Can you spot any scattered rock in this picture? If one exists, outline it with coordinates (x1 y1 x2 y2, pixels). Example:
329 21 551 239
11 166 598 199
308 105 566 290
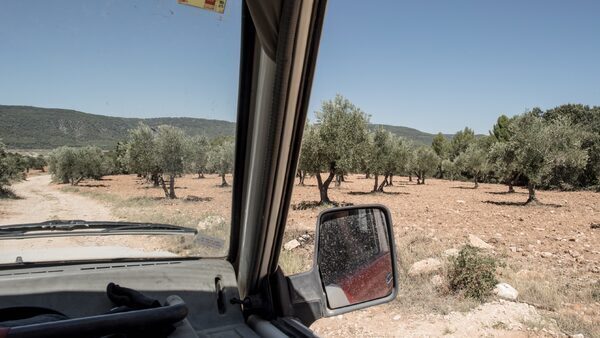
408 258 442 277
493 283 519 301
468 234 494 250
568 250 580 258
430 274 444 287
570 334 584 338
443 248 459 257
284 239 301 251
393 315 401 321
591 223 600 229
540 252 553 258
197 215 225 230
509 246 518 253
456 200 466 204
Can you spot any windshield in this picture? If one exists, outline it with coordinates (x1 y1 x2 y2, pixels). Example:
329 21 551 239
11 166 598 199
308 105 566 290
0 1 241 263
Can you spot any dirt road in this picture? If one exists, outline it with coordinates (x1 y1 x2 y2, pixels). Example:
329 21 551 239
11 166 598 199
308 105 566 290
0 175 116 225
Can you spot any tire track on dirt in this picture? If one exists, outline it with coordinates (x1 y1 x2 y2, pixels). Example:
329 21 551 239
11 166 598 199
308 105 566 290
0 175 116 225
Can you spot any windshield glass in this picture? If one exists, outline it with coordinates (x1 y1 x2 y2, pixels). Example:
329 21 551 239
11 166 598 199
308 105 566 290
0 0 240 263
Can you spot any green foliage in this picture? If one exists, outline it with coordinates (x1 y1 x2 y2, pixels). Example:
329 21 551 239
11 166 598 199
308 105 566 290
450 127 475 160
505 112 587 202
0 141 25 192
410 146 439 184
366 129 410 191
154 125 189 198
447 246 498 301
491 115 512 142
48 146 107 185
208 138 234 187
432 132 451 159
541 104 600 188
315 95 370 174
454 142 489 187
155 125 188 177
108 142 129 175
188 135 210 178
299 95 370 203
126 123 159 178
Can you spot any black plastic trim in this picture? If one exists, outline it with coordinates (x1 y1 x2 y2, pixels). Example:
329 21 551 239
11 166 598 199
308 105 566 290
228 1 256 267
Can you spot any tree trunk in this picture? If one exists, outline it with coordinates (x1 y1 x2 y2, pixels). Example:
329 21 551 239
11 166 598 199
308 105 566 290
197 172 205 179
365 172 370 179
508 173 518 193
335 174 342 187
72 176 83 186
409 174 413 182
474 176 479 189
388 174 394 186
221 173 229 187
508 181 515 193
526 183 538 204
152 173 160 187
316 170 335 204
377 176 387 192
159 176 169 198
373 174 379 192
168 175 176 199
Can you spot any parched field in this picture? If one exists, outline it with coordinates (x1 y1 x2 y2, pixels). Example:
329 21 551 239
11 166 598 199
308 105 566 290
2 172 599 337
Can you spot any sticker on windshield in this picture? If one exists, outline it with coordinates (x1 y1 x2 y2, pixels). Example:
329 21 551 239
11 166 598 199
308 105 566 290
178 0 226 14
194 234 225 250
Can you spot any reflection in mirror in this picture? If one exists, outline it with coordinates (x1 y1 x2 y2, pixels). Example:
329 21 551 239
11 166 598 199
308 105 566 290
318 207 393 309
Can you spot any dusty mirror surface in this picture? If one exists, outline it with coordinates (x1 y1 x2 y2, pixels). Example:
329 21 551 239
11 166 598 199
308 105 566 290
317 207 394 309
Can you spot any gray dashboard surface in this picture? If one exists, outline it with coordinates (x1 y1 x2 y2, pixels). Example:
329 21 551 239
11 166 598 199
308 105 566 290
0 259 259 337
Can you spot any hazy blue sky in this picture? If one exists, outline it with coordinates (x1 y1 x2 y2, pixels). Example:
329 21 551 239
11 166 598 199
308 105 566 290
1 1 599 134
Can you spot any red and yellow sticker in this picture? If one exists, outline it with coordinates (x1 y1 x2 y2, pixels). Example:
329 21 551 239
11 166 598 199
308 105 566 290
177 0 226 14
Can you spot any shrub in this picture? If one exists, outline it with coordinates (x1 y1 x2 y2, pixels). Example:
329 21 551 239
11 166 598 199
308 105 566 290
0 141 24 193
447 245 498 301
48 146 107 185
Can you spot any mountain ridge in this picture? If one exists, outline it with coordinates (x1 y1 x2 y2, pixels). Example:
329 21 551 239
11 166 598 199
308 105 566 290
0 105 451 149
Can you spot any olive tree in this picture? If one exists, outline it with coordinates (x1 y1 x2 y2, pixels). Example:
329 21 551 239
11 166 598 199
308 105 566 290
48 146 106 185
0 141 23 194
188 135 210 179
411 146 439 185
154 125 189 199
208 138 234 187
367 130 409 192
454 142 489 188
450 127 475 160
367 129 392 192
126 123 161 185
507 112 587 204
298 95 370 204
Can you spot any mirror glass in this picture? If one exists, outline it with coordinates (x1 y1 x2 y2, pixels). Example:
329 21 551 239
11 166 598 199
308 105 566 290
318 207 394 309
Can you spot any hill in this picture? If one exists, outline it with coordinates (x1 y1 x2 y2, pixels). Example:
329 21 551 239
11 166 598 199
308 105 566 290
370 124 452 145
0 105 449 149
0 105 236 149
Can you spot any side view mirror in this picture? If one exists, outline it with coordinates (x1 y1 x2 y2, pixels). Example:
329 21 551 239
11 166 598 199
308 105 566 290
284 204 398 325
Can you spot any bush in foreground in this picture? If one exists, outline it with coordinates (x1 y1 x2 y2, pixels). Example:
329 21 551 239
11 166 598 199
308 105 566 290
447 245 498 301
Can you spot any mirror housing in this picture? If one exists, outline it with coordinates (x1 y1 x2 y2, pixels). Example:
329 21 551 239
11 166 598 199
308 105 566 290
284 204 398 326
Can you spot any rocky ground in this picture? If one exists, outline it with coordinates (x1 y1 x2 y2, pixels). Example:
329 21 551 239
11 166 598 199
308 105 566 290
3 172 598 337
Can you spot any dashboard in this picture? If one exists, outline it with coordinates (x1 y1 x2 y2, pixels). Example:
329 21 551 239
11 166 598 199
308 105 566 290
0 259 261 337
